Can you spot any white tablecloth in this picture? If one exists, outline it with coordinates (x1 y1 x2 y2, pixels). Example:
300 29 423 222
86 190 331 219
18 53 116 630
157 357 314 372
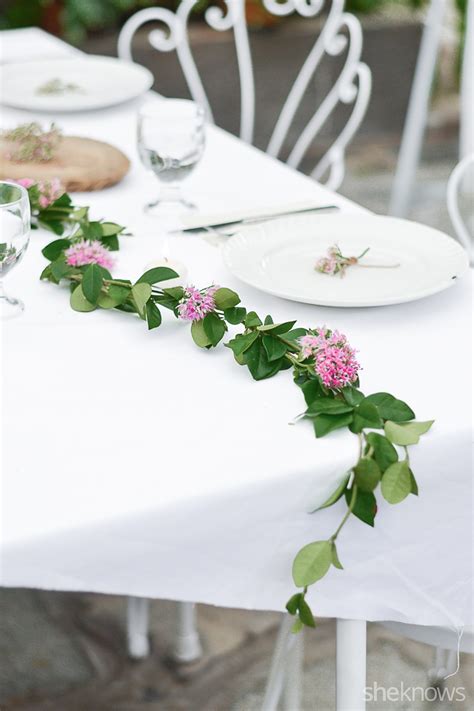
1 30 472 629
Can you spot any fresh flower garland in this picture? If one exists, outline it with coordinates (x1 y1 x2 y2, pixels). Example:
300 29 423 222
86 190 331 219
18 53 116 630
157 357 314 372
31 182 433 631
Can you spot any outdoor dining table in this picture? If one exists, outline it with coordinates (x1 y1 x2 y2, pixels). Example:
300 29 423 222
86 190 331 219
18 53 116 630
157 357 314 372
1 28 472 710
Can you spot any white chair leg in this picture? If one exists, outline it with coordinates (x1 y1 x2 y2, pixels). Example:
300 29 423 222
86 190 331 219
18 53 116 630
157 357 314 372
389 0 447 217
172 601 203 663
262 614 295 711
336 619 367 711
126 596 150 659
283 626 304 711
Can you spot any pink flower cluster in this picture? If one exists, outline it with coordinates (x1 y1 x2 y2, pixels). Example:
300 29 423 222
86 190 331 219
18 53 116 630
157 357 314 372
177 285 218 321
65 240 115 270
13 177 64 209
298 327 360 390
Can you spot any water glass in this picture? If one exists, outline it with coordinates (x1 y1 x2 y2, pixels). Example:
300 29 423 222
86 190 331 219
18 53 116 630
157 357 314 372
137 99 206 214
0 181 30 319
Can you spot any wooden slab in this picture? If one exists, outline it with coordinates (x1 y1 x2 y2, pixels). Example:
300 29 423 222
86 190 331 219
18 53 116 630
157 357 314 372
0 135 130 191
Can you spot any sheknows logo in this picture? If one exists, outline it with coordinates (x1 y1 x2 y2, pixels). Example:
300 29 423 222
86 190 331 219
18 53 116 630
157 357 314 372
364 682 466 703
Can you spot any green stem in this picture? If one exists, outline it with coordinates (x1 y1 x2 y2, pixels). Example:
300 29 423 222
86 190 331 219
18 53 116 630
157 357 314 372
331 483 358 542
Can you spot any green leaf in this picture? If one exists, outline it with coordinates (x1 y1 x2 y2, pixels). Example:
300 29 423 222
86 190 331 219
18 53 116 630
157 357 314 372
223 306 246 324
284 328 307 341
41 239 71 261
365 392 415 422
345 487 377 527
108 285 130 304
146 300 162 330
298 598 316 628
292 540 332 587
351 399 383 432
137 267 179 285
98 221 125 236
300 378 324 406
384 420 434 446
285 593 301 615
100 234 120 251
313 412 353 438
244 311 262 328
163 286 184 300
97 292 122 309
131 282 152 318
213 287 240 310
50 257 73 281
306 398 353 416
310 475 350 512
366 432 398 471
262 334 288 362
191 320 212 348
226 331 259 357
409 469 419 496
354 457 381 492
381 460 412 504
257 320 296 335
203 312 226 346
342 386 365 407
291 619 304 634
82 263 103 304
70 284 96 313
331 542 343 569
244 338 284 381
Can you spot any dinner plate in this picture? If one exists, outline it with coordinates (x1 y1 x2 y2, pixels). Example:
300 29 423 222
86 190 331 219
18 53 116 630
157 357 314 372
222 214 469 307
0 56 154 112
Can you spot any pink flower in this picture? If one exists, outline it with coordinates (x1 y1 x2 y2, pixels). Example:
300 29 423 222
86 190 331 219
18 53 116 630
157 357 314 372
315 256 337 275
14 177 35 189
298 327 360 390
36 178 63 208
65 240 115 269
177 285 218 321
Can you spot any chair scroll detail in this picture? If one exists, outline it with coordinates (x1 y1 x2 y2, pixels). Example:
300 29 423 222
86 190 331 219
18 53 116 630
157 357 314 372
118 0 371 190
447 153 474 265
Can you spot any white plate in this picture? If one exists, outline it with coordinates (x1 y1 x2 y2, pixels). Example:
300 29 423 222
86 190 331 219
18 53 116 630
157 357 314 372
222 214 469 307
0 56 154 112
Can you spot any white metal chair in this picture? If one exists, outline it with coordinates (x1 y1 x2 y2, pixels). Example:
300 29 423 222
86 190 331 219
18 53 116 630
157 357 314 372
447 152 474 264
390 0 474 217
119 0 372 661
118 0 372 191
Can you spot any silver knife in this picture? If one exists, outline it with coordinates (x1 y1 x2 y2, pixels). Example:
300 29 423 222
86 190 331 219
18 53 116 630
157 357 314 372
173 204 339 233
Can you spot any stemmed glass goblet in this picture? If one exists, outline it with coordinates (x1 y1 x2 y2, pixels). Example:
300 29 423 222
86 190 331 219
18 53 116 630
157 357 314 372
0 181 31 319
137 98 206 215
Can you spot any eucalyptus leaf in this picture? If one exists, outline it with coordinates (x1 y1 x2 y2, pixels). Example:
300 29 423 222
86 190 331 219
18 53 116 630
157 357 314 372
342 386 365 407
306 398 353 416
41 239 71 261
97 292 122 309
244 311 262 328
409 469 419 496
291 619 304 634
226 331 259 357
262 334 288 362
285 593 301 615
381 460 411 504
258 320 296 335
345 487 377 527
108 285 130 304
292 540 332 587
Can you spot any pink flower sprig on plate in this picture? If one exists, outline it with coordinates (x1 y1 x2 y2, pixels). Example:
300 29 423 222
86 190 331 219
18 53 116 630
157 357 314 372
177 285 219 321
2 122 61 162
315 244 370 278
298 327 360 390
65 240 115 270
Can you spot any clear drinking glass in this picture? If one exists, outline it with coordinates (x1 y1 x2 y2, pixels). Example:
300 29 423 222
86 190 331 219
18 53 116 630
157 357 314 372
0 181 31 319
137 99 206 214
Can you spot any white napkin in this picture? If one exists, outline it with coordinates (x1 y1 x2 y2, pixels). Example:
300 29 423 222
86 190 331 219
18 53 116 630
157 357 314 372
179 199 336 231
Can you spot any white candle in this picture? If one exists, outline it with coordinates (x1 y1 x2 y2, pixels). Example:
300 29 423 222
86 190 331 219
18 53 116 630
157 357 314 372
144 258 189 288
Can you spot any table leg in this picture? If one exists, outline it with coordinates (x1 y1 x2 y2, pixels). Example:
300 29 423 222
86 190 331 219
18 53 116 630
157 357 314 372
283 626 304 711
336 619 367 711
126 596 150 659
172 601 203 663
262 614 294 711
